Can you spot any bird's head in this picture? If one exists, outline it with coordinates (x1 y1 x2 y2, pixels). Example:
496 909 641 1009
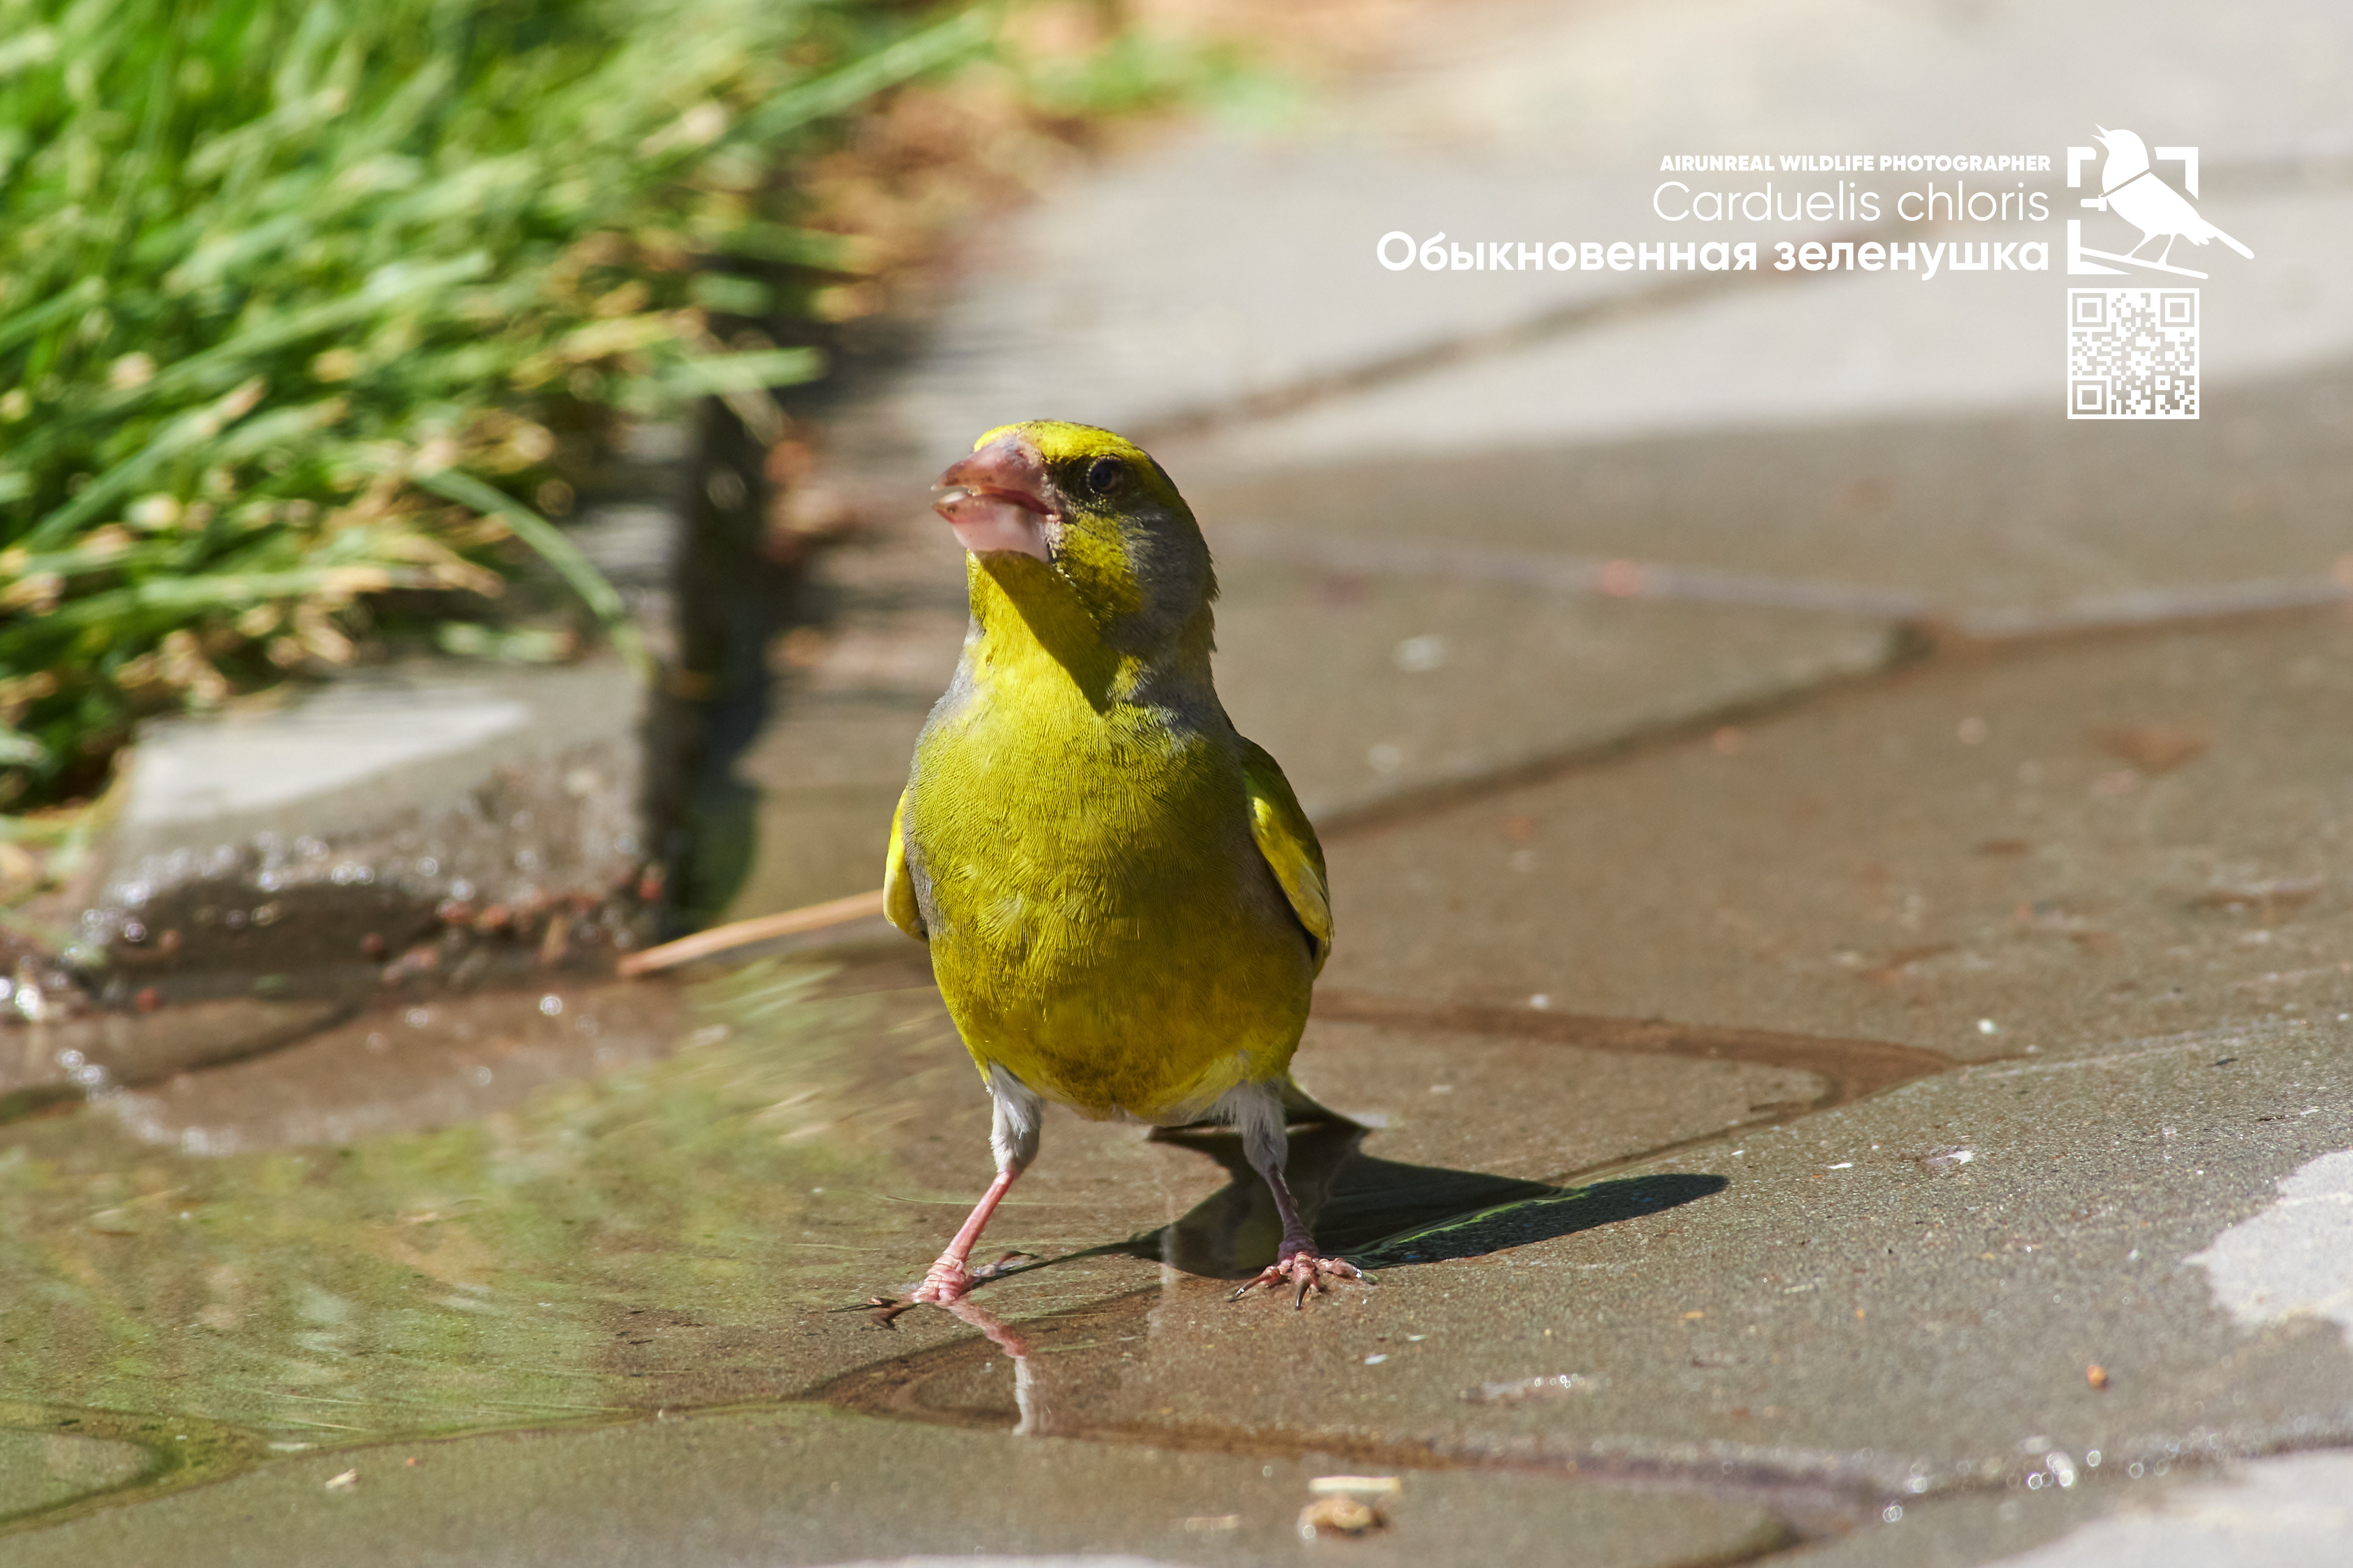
933 420 1214 658
2094 127 2150 181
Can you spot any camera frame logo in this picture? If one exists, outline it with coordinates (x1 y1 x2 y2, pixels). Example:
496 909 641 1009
2064 128 2250 421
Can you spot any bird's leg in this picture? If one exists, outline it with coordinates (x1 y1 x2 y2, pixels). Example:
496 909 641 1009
912 1165 1022 1305
1220 1081 1367 1309
1232 1160 1367 1309
911 1068 1041 1307
2156 232 2178 267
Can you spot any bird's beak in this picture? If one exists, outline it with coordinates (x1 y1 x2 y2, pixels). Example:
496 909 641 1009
933 434 1055 562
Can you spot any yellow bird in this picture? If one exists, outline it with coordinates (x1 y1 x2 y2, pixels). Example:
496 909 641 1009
886 419 1361 1308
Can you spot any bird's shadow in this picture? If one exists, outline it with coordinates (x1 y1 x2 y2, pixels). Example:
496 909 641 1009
1117 1119 1728 1279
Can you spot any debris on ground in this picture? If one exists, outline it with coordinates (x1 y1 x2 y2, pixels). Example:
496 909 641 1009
1298 1476 1400 1539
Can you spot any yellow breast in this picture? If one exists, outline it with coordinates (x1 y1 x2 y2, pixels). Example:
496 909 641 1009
899 571 1312 1124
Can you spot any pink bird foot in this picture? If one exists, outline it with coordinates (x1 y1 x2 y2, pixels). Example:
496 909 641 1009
906 1250 1034 1309
911 1259 976 1306
1230 1248 1369 1309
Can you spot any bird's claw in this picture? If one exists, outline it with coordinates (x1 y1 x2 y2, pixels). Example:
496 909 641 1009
1229 1251 1368 1309
859 1296 917 1328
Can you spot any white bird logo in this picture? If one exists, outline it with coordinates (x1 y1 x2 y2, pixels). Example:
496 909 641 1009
2080 127 2253 269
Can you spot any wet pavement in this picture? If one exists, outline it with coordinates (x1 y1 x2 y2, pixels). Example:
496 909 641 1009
10 0 2353 1562
6 1402 1789 1568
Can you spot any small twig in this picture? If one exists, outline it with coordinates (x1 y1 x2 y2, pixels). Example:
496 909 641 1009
618 888 890 976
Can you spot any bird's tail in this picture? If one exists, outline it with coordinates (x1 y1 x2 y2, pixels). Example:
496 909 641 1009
2211 225 2254 259
1154 1074 1360 1135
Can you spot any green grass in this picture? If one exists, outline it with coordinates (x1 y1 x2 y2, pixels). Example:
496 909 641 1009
0 0 997 804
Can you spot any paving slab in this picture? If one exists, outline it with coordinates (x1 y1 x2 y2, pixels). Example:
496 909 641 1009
1182 350 2353 630
803 1016 2353 1562
70 659 652 997
1215 559 1898 820
1318 612 2353 1057
1975 1450 2353 1568
3 1403 1786 1568
2 659 660 1110
819 0 2353 676
1786 1450 2353 1568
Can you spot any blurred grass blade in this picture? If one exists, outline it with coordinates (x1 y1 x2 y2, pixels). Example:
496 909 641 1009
22 377 267 549
418 469 652 681
657 347 824 397
0 277 103 357
737 6 991 142
33 567 440 632
127 253 492 411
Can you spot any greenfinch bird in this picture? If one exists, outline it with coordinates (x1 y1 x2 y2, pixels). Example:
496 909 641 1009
885 419 1361 1309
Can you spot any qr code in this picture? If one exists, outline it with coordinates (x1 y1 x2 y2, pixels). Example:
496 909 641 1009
2067 289 2197 419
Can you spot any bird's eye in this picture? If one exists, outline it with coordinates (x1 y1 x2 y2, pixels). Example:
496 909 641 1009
1084 456 1128 495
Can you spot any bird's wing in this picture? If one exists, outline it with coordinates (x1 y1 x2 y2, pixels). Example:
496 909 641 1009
2123 183 2255 256
884 790 926 941
2148 183 2205 231
1239 738 1331 975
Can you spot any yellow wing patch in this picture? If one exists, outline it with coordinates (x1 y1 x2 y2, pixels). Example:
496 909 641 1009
1239 739 1331 975
884 791 926 941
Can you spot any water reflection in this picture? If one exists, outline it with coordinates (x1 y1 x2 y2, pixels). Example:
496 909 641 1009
941 1300 1048 1437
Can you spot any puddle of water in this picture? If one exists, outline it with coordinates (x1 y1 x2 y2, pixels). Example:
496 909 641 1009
0 963 970 1517
97 981 694 1154
0 998 353 1115
0 1403 267 1532
0 1423 149 1521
